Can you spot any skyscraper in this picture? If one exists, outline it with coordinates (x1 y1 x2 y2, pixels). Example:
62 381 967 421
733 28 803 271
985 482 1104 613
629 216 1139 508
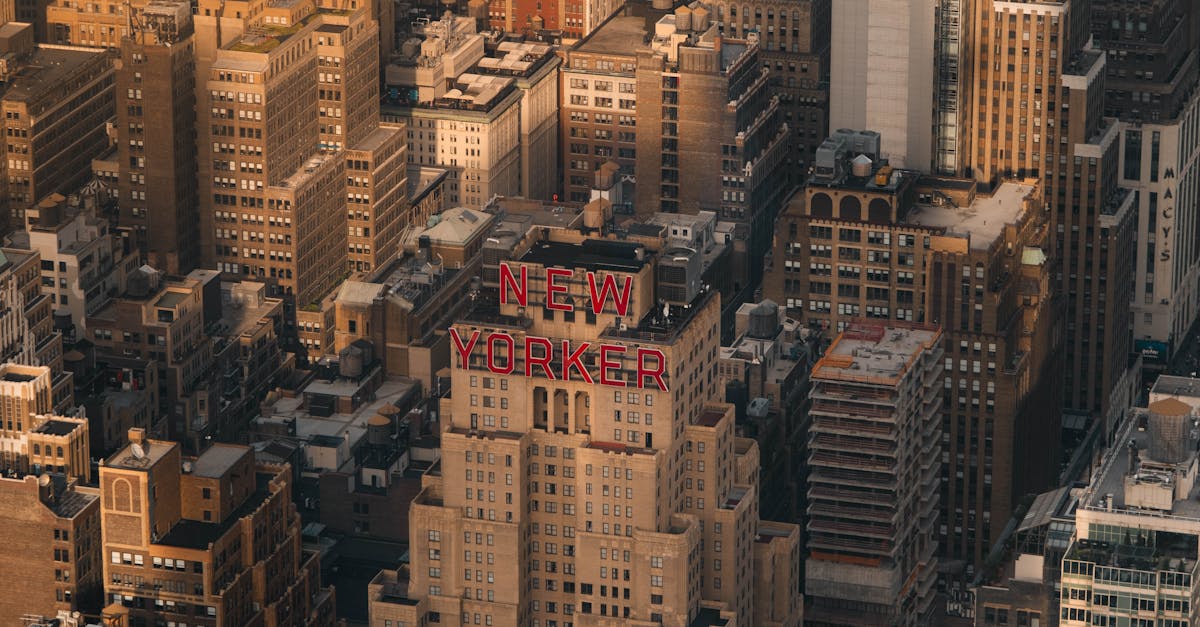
118 0 202 274
965 0 1135 423
1092 0 1200 367
198 0 398 305
372 220 802 626
702 0 832 169
829 0 935 171
803 320 943 625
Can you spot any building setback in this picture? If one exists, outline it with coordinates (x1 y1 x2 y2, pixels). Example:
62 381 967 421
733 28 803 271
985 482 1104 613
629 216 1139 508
965 0 1136 425
762 129 1065 571
370 223 802 626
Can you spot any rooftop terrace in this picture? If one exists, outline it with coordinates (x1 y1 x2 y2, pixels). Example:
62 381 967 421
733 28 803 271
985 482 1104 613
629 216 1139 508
906 181 1036 250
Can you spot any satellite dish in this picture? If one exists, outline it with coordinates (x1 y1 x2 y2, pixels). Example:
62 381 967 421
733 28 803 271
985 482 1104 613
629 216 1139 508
131 442 146 459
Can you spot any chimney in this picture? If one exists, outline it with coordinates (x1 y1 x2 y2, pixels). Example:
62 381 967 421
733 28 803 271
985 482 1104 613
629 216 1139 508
128 427 146 446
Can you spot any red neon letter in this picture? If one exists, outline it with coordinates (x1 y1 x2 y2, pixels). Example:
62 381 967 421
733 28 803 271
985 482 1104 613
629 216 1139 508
598 344 626 387
500 263 528 307
587 272 634 317
637 348 668 391
486 333 515 374
545 268 574 311
561 340 594 384
450 328 480 369
525 336 556 380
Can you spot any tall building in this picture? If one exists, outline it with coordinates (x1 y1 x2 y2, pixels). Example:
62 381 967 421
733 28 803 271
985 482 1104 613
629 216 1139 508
562 0 822 202
199 0 388 309
803 320 943 625
0 40 116 231
965 0 1136 422
1092 0 1200 366
829 0 934 170
385 14 560 206
371 224 802 626
934 0 975 175
99 429 337 626
1058 387 1200 627
0 473 102 622
117 0 201 274
762 131 1065 571
702 0 831 169
631 4 789 288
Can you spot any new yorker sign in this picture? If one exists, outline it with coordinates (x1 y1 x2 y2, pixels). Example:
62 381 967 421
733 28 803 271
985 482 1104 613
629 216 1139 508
449 262 669 391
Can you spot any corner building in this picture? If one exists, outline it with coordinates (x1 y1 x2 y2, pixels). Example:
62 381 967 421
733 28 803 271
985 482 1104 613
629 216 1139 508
385 232 802 626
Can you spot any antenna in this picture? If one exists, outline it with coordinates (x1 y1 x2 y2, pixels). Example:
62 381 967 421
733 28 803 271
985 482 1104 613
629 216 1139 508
131 442 146 459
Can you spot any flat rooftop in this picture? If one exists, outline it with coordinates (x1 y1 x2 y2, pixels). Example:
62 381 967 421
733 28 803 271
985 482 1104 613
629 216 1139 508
519 239 648 273
1084 410 1200 519
351 124 401 153
407 165 448 201
4 46 108 104
190 443 250 479
106 438 174 471
1153 375 1200 400
814 322 940 385
576 14 650 57
475 41 555 78
34 419 82 437
486 197 585 229
154 290 190 310
906 181 1035 250
217 283 281 339
255 378 419 452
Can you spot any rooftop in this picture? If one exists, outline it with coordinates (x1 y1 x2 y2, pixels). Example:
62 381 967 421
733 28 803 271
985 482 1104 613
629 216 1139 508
423 207 493 245
226 10 320 53
575 12 650 57
519 239 648 273
601 286 716 344
189 443 250 479
256 378 420 453
475 41 556 78
906 181 1036 250
48 482 98 518
33 419 82 437
407 165 448 202
214 282 281 340
484 197 586 229
1153 375 1200 400
813 321 940 385
278 152 337 190
3 46 109 106
154 290 190 310
1083 407 1200 520
105 438 174 471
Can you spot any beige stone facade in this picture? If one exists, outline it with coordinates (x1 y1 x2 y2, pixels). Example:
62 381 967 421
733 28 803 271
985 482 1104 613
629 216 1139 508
369 231 801 627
